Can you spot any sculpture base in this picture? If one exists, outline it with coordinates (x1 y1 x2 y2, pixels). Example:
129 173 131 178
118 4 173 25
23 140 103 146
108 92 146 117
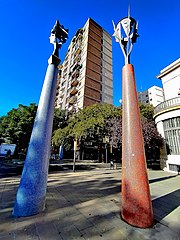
13 195 46 217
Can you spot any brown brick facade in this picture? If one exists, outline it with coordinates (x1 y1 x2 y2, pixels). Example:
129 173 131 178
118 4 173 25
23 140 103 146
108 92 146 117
84 86 100 99
87 52 101 65
89 29 101 43
86 59 101 73
84 19 102 107
85 77 101 91
84 96 100 106
86 68 101 81
87 42 101 58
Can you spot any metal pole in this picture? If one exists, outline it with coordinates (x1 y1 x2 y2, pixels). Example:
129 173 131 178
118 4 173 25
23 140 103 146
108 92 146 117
106 144 108 163
73 149 76 172
73 139 77 172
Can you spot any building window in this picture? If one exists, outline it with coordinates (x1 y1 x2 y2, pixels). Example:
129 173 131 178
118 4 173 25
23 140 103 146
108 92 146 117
169 164 179 172
163 117 180 154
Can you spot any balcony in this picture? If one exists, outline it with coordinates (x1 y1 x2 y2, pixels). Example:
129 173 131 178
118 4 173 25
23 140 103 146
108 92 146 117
154 97 180 115
70 63 82 73
71 78 79 87
70 86 78 95
60 84 65 91
68 105 75 112
73 55 81 65
71 69 79 78
69 95 77 105
74 48 81 57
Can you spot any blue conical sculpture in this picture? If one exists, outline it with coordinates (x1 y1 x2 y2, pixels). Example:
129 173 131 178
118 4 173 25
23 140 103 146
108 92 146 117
13 21 68 217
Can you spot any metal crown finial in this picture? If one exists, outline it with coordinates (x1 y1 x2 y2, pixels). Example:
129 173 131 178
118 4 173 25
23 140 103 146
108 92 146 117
112 8 139 65
49 20 69 57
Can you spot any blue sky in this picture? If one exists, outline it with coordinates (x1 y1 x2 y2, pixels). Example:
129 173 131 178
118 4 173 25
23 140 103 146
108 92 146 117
0 0 180 116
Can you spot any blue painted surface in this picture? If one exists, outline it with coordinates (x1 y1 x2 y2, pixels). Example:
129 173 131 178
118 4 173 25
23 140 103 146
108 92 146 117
13 63 58 217
59 145 64 160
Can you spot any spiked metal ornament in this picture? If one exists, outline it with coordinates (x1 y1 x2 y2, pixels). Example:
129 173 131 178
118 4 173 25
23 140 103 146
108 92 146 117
112 10 139 64
49 20 68 57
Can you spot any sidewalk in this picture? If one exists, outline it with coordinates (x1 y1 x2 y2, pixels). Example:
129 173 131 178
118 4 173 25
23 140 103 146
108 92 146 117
0 168 179 239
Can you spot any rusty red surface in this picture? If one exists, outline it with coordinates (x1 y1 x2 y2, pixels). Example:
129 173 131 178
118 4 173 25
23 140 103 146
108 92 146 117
121 64 154 228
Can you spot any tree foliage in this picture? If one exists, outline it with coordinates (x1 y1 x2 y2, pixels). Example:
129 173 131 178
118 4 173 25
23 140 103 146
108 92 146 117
0 103 37 155
52 102 163 160
0 104 69 156
142 119 164 158
139 103 154 121
53 108 68 132
52 103 121 149
108 117 122 149
108 115 164 160
0 101 163 161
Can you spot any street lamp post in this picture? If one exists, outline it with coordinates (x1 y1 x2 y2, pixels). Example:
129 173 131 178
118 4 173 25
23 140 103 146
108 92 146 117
73 139 77 172
113 11 154 228
103 136 109 163
13 21 68 217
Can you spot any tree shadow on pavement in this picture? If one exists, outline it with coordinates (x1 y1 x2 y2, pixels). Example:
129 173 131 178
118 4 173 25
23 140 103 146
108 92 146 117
149 174 178 184
1 171 180 239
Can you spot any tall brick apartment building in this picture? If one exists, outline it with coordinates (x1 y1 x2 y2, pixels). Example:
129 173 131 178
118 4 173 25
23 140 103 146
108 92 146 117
55 18 113 113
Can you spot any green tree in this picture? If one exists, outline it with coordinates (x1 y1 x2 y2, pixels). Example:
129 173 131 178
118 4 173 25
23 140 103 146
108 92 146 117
52 103 121 161
52 108 68 132
108 116 164 160
139 103 154 121
52 102 163 161
142 119 164 159
0 103 37 156
52 103 121 148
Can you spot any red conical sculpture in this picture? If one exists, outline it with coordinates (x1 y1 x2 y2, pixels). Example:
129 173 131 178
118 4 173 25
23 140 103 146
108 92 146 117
113 11 154 228
121 64 154 228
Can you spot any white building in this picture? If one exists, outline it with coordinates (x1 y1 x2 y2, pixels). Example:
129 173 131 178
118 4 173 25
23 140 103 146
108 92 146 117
154 58 180 173
55 18 113 113
138 85 164 107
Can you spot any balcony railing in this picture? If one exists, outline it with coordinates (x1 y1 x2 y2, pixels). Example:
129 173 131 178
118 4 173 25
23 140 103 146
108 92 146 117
70 86 78 95
154 97 180 115
71 78 79 87
69 95 77 105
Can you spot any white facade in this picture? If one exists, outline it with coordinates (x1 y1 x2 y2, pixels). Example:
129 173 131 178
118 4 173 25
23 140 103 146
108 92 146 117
154 58 180 173
157 58 180 100
138 86 164 107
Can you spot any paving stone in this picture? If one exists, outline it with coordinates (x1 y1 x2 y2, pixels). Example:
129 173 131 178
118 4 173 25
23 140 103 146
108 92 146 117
15 224 39 240
161 206 180 235
0 233 15 240
152 223 180 240
80 225 105 240
0 170 180 239
101 227 129 240
35 221 61 240
55 221 84 240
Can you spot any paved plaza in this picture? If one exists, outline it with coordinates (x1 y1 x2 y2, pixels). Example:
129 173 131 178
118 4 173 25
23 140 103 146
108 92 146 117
0 167 180 239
